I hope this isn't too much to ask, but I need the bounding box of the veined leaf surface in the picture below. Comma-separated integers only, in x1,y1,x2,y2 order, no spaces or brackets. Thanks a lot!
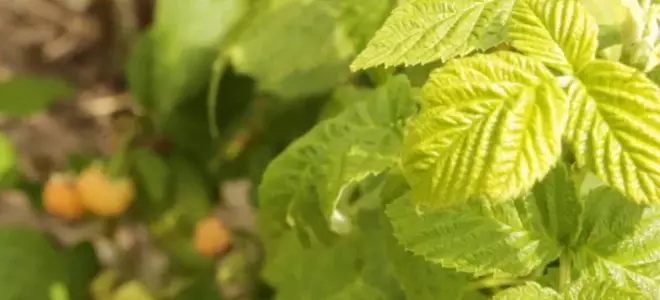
386,193,561,277
531,162,581,246
383,198,477,300
402,52,567,207
494,282,562,300
570,187,660,298
351,0,516,70
258,76,416,243
565,59,660,204
509,0,599,74
567,277,654,300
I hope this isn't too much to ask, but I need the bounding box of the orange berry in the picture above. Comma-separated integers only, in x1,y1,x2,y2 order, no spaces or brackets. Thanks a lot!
76,163,135,217
43,174,85,221
194,217,231,257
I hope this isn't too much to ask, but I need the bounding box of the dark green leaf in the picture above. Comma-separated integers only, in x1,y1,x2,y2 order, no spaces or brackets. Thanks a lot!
571,187,660,297
383,198,475,300
0,227,67,300
532,162,581,246
170,156,213,228
262,211,403,300
173,277,223,300
387,193,561,277
127,0,249,116
131,148,171,219
66,242,101,300
258,76,415,244
0,75,74,116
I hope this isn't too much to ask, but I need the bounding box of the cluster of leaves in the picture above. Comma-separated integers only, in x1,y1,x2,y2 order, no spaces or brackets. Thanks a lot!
258,0,660,299
0,0,400,299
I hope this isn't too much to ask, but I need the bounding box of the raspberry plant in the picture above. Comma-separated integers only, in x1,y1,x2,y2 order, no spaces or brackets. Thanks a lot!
258,0,660,299
1,0,660,299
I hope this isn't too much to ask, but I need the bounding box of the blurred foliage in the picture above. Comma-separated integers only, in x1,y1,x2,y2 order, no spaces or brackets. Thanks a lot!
0,75,74,116
0,0,399,298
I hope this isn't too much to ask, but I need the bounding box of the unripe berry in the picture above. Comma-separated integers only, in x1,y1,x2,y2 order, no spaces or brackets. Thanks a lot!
194,217,231,257
43,174,85,221
76,163,135,217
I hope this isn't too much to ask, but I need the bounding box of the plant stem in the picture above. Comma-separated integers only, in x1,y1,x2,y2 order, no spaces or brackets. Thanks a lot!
559,250,572,292
207,58,227,140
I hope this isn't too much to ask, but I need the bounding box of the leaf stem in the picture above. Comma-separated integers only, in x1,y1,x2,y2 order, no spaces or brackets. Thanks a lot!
207,58,227,140
559,250,572,292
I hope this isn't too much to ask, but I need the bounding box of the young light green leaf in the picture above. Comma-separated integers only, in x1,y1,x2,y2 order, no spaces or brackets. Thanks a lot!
564,59,660,204
0,133,16,184
258,76,416,242
494,282,562,300
402,52,568,208
0,75,74,116
386,193,561,277
532,162,581,246
351,0,516,70
567,277,654,300
508,0,599,74
579,0,627,26
383,198,474,300
579,0,628,50
571,187,660,297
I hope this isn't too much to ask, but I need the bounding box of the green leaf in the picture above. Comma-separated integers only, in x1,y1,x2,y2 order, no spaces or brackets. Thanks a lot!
386,193,561,277
401,52,567,207
169,156,212,227
570,187,660,297
258,76,416,243
0,227,67,300
494,282,562,300
172,277,223,300
112,281,154,300
0,75,74,116
262,212,403,300
319,85,375,121
508,0,599,74
131,148,171,218
132,149,169,200
567,277,654,299
564,59,660,204
538,266,560,291
384,200,475,300
351,0,516,70
339,0,396,52
0,133,16,184
126,34,154,110
65,242,100,300
128,0,248,116
532,162,581,246
579,171,606,197
579,0,627,26
229,0,354,99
